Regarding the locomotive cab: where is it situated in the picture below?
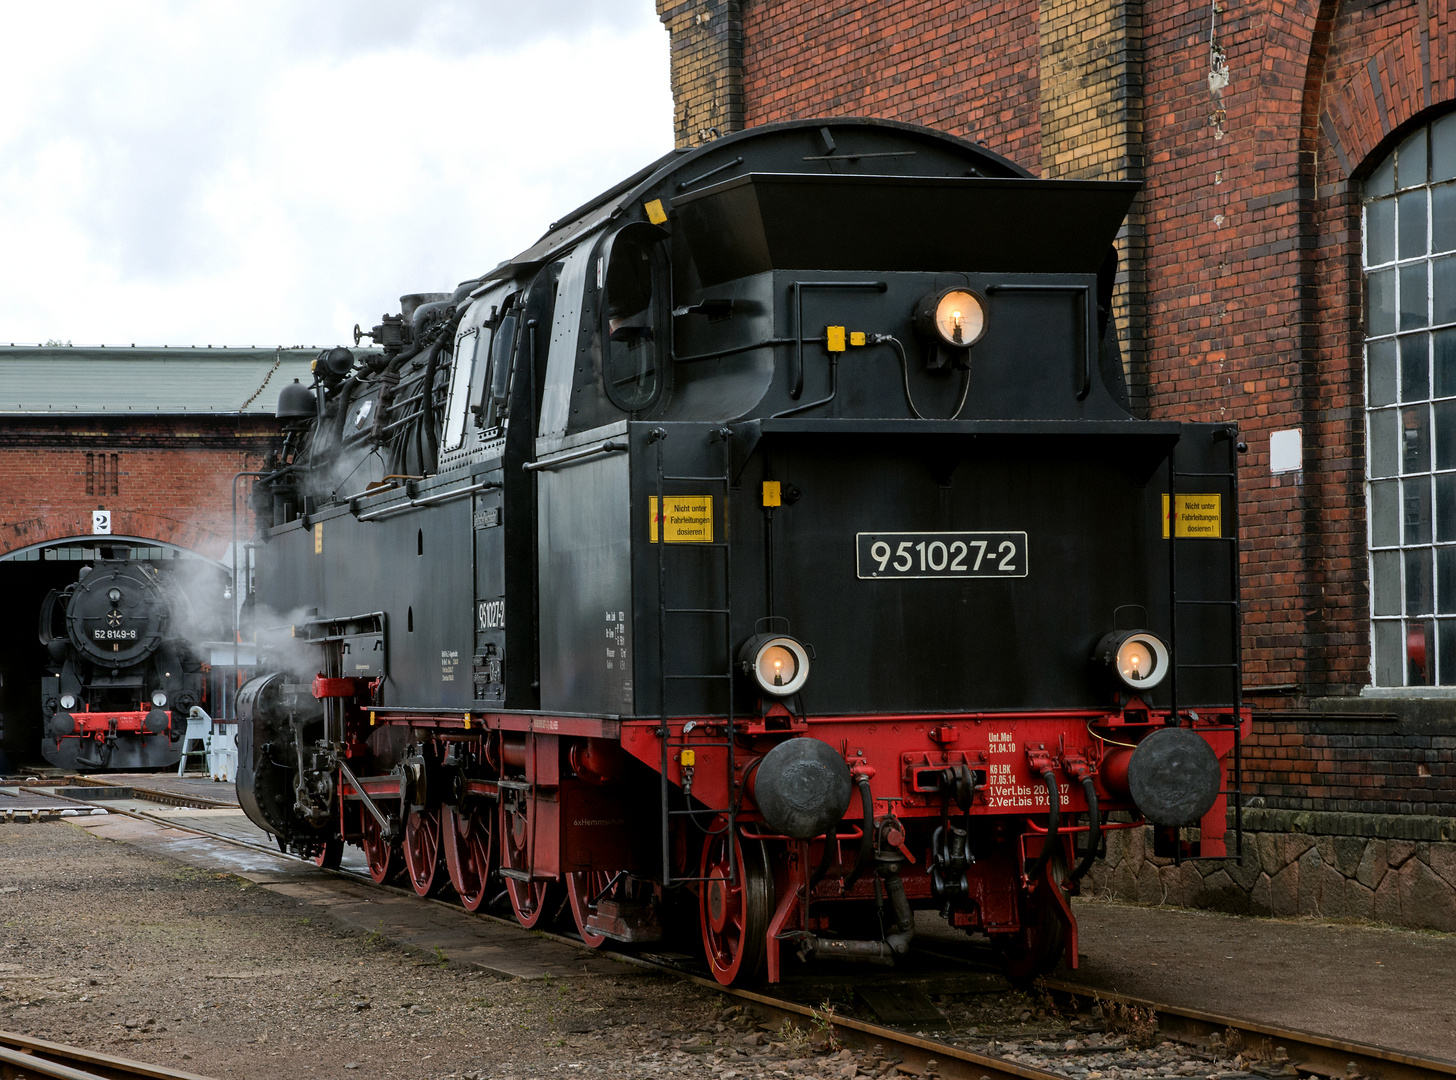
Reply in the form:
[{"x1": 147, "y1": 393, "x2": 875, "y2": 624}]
[{"x1": 238, "y1": 119, "x2": 1247, "y2": 986}]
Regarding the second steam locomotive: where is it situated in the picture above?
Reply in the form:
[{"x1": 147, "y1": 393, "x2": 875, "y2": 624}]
[
  {"x1": 236, "y1": 119, "x2": 1249, "y2": 984},
  {"x1": 39, "y1": 559, "x2": 208, "y2": 771}
]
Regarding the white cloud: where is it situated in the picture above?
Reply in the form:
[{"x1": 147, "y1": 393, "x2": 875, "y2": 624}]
[{"x1": 0, "y1": 1, "x2": 672, "y2": 347}]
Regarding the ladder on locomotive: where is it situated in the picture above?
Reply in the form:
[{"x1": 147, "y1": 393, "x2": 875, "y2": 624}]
[
  {"x1": 652, "y1": 427, "x2": 738, "y2": 887},
  {"x1": 1166, "y1": 432, "x2": 1245, "y2": 861}
]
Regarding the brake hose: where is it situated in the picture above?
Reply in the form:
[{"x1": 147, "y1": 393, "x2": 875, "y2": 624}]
[
  {"x1": 843, "y1": 774, "x2": 876, "y2": 891},
  {"x1": 1024, "y1": 769, "x2": 1060, "y2": 883},
  {"x1": 1071, "y1": 776, "x2": 1100, "y2": 882}
]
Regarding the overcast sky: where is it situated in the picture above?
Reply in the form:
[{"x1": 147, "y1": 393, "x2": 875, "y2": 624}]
[{"x1": 0, "y1": 1, "x2": 673, "y2": 349}]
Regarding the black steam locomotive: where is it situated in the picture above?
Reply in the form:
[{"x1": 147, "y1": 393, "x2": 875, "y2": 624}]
[
  {"x1": 237, "y1": 118, "x2": 1247, "y2": 984},
  {"x1": 39, "y1": 560, "x2": 207, "y2": 771}
]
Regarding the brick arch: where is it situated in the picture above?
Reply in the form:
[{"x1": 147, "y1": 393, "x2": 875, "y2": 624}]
[
  {"x1": 1317, "y1": 2, "x2": 1456, "y2": 181},
  {"x1": 0, "y1": 512, "x2": 232, "y2": 562}
]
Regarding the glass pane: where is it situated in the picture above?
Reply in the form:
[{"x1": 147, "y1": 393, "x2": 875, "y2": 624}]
[
  {"x1": 1399, "y1": 189, "x2": 1428, "y2": 258},
  {"x1": 1403, "y1": 404, "x2": 1431, "y2": 472},
  {"x1": 1435, "y1": 254, "x2": 1456, "y2": 327},
  {"x1": 1369, "y1": 268, "x2": 1397, "y2": 337},
  {"x1": 1370, "y1": 479, "x2": 1400, "y2": 545},
  {"x1": 1366, "y1": 199, "x2": 1396, "y2": 265},
  {"x1": 1435, "y1": 183, "x2": 1456, "y2": 254},
  {"x1": 1370, "y1": 407, "x2": 1399, "y2": 477},
  {"x1": 1401, "y1": 262, "x2": 1428, "y2": 330},
  {"x1": 1434, "y1": 112, "x2": 1456, "y2": 183},
  {"x1": 1368, "y1": 153, "x2": 1396, "y2": 199},
  {"x1": 1410, "y1": 618, "x2": 1435, "y2": 684},
  {"x1": 1369, "y1": 338, "x2": 1398, "y2": 404},
  {"x1": 1437, "y1": 400, "x2": 1456, "y2": 469},
  {"x1": 1400, "y1": 334, "x2": 1429, "y2": 400},
  {"x1": 1398, "y1": 127, "x2": 1428, "y2": 189},
  {"x1": 1373, "y1": 620, "x2": 1403, "y2": 685},
  {"x1": 1439, "y1": 620, "x2": 1456, "y2": 684},
  {"x1": 1437, "y1": 474, "x2": 1456, "y2": 541},
  {"x1": 1373, "y1": 550, "x2": 1402, "y2": 615},
  {"x1": 1440, "y1": 550, "x2": 1456, "y2": 614},
  {"x1": 1406, "y1": 548, "x2": 1434, "y2": 613},
  {"x1": 1404, "y1": 477, "x2": 1433, "y2": 542},
  {"x1": 1438, "y1": 328, "x2": 1456, "y2": 397}
]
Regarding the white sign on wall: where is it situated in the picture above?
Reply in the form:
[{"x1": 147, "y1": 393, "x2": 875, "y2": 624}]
[
  {"x1": 92, "y1": 510, "x2": 112, "y2": 535},
  {"x1": 1270, "y1": 429, "x2": 1302, "y2": 474}
]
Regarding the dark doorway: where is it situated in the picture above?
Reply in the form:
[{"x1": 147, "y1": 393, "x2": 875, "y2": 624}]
[{"x1": 0, "y1": 539, "x2": 227, "y2": 774}]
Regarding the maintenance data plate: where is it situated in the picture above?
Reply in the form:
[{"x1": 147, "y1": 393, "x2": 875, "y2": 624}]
[{"x1": 856, "y1": 531, "x2": 1028, "y2": 579}]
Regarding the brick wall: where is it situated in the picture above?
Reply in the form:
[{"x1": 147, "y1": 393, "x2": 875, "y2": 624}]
[
  {"x1": 658, "y1": 0, "x2": 744, "y2": 148},
  {"x1": 736, "y1": 1, "x2": 1042, "y2": 170},
  {"x1": 0, "y1": 418, "x2": 275, "y2": 559}
]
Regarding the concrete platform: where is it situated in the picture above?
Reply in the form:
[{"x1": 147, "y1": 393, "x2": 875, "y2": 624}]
[{"x1": 917, "y1": 896, "x2": 1456, "y2": 1061}]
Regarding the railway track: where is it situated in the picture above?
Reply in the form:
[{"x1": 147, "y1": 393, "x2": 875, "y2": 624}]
[
  {"x1": 0, "y1": 1030, "x2": 215, "y2": 1080},
  {"x1": 30, "y1": 792, "x2": 1456, "y2": 1080}
]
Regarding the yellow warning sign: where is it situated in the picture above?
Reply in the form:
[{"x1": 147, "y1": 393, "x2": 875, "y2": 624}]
[
  {"x1": 1162, "y1": 494, "x2": 1222, "y2": 538},
  {"x1": 650, "y1": 495, "x2": 713, "y2": 543}
]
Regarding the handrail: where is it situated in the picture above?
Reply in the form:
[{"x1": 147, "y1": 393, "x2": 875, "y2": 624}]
[
  {"x1": 355, "y1": 480, "x2": 497, "y2": 522},
  {"x1": 523, "y1": 439, "x2": 628, "y2": 473}
]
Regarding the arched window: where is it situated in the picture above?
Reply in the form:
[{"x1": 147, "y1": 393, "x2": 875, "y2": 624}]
[{"x1": 1365, "y1": 111, "x2": 1456, "y2": 685}]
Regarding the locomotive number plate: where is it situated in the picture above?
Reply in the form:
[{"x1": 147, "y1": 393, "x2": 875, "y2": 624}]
[{"x1": 856, "y1": 531, "x2": 1027, "y2": 579}]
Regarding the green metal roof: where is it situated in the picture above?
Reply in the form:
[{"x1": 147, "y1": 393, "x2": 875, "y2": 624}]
[{"x1": 0, "y1": 346, "x2": 319, "y2": 415}]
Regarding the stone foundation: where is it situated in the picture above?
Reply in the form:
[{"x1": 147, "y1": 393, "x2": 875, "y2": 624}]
[{"x1": 1083, "y1": 808, "x2": 1456, "y2": 932}]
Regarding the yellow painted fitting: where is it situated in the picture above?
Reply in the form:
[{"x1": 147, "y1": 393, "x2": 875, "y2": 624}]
[
  {"x1": 762, "y1": 480, "x2": 781, "y2": 507},
  {"x1": 644, "y1": 199, "x2": 667, "y2": 225},
  {"x1": 680, "y1": 749, "x2": 696, "y2": 767},
  {"x1": 826, "y1": 325, "x2": 846, "y2": 352},
  {"x1": 850, "y1": 331, "x2": 866, "y2": 346}
]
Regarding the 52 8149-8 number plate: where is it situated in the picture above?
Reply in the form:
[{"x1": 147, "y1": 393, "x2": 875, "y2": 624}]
[{"x1": 856, "y1": 531, "x2": 1028, "y2": 579}]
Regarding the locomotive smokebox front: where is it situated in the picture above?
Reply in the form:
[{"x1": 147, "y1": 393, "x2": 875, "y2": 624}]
[{"x1": 752, "y1": 737, "x2": 853, "y2": 840}]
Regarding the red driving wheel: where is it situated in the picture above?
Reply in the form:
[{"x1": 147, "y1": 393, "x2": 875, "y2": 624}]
[
  {"x1": 499, "y1": 793, "x2": 559, "y2": 928},
  {"x1": 441, "y1": 805, "x2": 495, "y2": 912},
  {"x1": 699, "y1": 830, "x2": 772, "y2": 986},
  {"x1": 402, "y1": 806, "x2": 446, "y2": 897},
  {"x1": 359, "y1": 804, "x2": 398, "y2": 885}
]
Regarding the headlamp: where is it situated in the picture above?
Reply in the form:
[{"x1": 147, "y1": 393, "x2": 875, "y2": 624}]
[
  {"x1": 1093, "y1": 630, "x2": 1170, "y2": 690},
  {"x1": 914, "y1": 288, "x2": 987, "y2": 350},
  {"x1": 151, "y1": 691, "x2": 168, "y2": 708},
  {"x1": 59, "y1": 694, "x2": 76, "y2": 710},
  {"x1": 738, "y1": 634, "x2": 811, "y2": 697}
]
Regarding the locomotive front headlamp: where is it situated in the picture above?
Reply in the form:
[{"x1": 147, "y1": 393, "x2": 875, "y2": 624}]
[
  {"x1": 738, "y1": 634, "x2": 811, "y2": 697},
  {"x1": 1093, "y1": 630, "x2": 1170, "y2": 690},
  {"x1": 914, "y1": 288, "x2": 987, "y2": 349},
  {"x1": 108, "y1": 588, "x2": 122, "y2": 604},
  {"x1": 151, "y1": 691, "x2": 168, "y2": 708},
  {"x1": 60, "y1": 694, "x2": 76, "y2": 710}
]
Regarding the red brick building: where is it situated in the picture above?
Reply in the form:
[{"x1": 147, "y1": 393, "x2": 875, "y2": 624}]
[
  {"x1": 657, "y1": 1, "x2": 1456, "y2": 919},
  {"x1": 0, "y1": 347, "x2": 313, "y2": 769}
]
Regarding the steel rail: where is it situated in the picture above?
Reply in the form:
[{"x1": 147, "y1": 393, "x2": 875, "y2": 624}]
[
  {"x1": 44, "y1": 797, "x2": 1456, "y2": 1080},
  {"x1": 1040, "y1": 978, "x2": 1456, "y2": 1080},
  {"x1": 0, "y1": 1031, "x2": 217, "y2": 1080}
]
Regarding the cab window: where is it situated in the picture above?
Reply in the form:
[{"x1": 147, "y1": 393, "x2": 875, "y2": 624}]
[{"x1": 600, "y1": 223, "x2": 666, "y2": 412}]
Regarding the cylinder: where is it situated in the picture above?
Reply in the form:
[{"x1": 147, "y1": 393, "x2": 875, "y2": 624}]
[{"x1": 500, "y1": 734, "x2": 527, "y2": 769}]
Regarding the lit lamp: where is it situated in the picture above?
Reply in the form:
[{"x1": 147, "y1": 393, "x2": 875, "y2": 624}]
[{"x1": 913, "y1": 288, "x2": 987, "y2": 370}]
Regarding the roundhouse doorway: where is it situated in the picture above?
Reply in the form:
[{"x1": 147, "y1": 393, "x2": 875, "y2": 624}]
[{"x1": 0, "y1": 537, "x2": 228, "y2": 774}]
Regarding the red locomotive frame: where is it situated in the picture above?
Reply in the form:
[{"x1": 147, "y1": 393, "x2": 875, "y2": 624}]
[{"x1": 297, "y1": 670, "x2": 1248, "y2": 985}]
